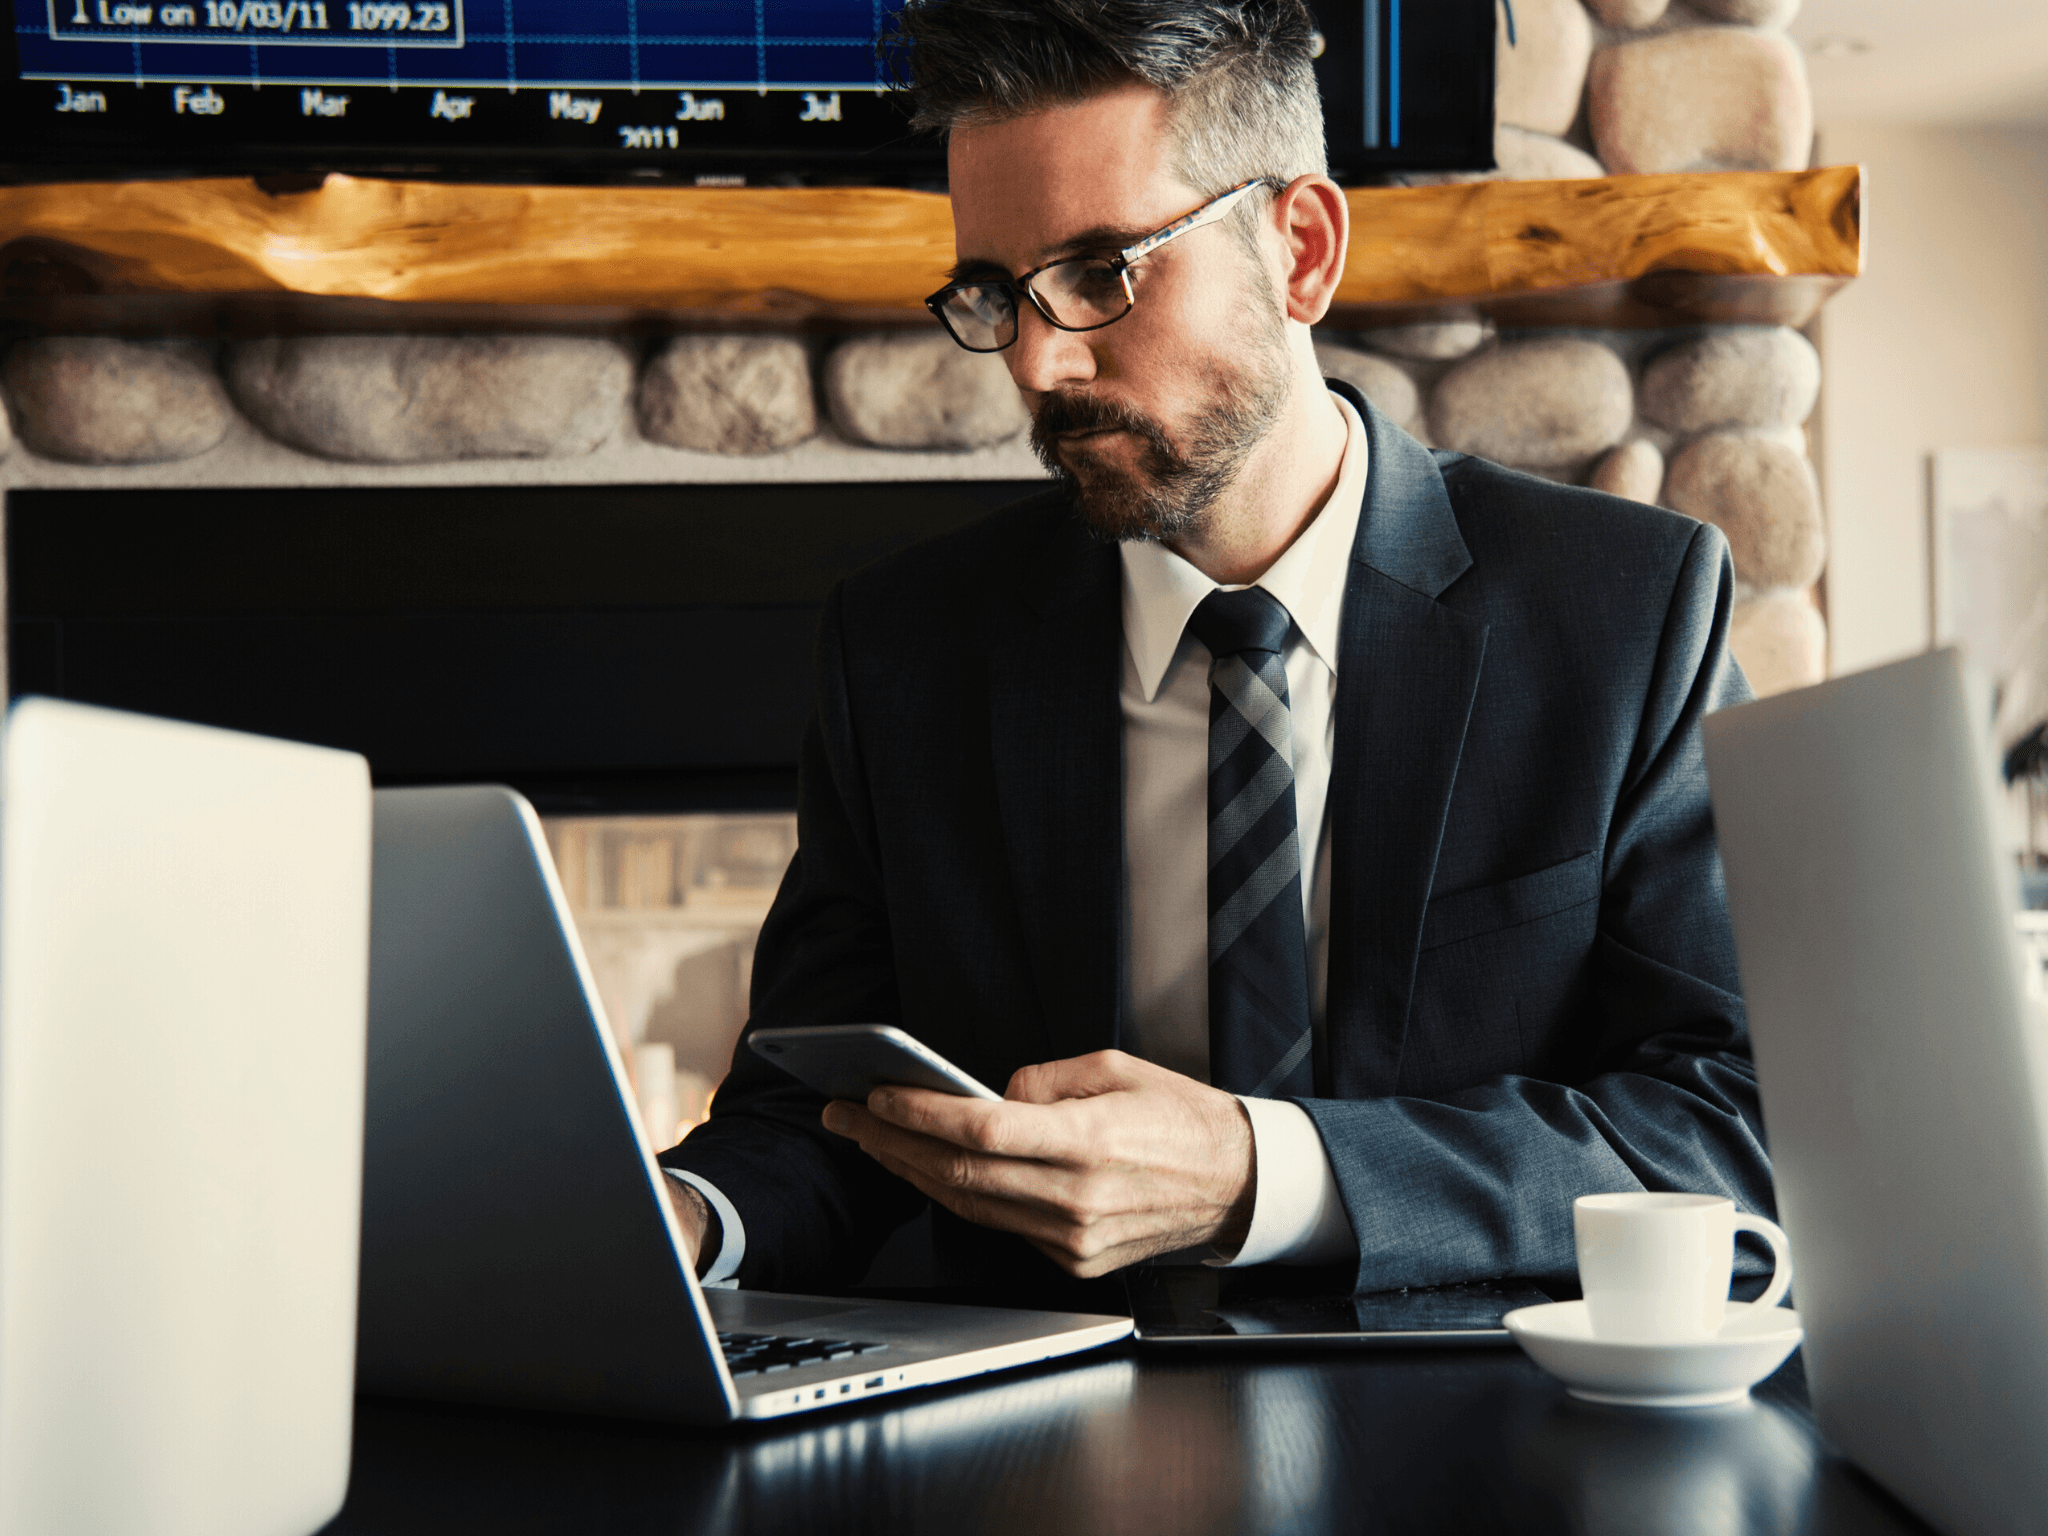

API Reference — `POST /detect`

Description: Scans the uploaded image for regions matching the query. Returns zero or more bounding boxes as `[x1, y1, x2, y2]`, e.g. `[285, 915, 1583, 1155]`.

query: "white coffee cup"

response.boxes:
[1573, 1192, 1793, 1343]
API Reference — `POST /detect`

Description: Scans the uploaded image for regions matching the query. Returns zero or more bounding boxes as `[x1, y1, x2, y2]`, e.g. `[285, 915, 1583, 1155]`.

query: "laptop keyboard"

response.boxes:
[717, 1330, 890, 1378]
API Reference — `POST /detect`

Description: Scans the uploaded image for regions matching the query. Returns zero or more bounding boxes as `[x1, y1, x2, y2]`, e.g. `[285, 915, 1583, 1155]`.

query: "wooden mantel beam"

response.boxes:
[0, 165, 1860, 333]
[1331, 165, 1860, 327]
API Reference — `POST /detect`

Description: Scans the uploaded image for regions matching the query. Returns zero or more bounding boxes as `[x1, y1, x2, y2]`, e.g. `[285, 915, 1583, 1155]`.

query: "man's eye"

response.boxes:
[961, 287, 1010, 321]
[1069, 262, 1124, 297]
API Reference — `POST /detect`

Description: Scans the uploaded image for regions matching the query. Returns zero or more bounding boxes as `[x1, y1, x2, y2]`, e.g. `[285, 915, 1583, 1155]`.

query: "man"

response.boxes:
[658, 0, 1767, 1302]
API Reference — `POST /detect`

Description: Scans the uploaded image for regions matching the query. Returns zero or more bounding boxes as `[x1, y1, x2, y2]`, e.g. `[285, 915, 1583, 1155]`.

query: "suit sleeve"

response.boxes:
[655, 583, 926, 1292]
[1296, 523, 1768, 1293]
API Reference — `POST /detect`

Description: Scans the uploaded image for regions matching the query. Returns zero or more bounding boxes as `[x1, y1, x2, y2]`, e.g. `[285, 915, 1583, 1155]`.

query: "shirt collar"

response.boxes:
[1120, 391, 1369, 703]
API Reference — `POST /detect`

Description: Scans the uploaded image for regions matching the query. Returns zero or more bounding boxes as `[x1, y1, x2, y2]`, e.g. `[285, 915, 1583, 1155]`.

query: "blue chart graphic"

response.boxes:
[16, 0, 893, 90]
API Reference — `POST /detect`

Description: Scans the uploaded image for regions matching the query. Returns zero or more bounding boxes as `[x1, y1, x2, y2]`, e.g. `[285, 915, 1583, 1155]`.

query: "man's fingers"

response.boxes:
[827, 1100, 1138, 1237]
[877, 1143, 1200, 1278]
[861, 1084, 1088, 1163]
[865, 1085, 1013, 1149]
[871, 1149, 1135, 1269]
[873, 1151, 1053, 1236]
[822, 1053, 1257, 1276]
[839, 1105, 1083, 1208]
[820, 1097, 867, 1139]
[1005, 1049, 1148, 1105]
[839, 1104, 1231, 1278]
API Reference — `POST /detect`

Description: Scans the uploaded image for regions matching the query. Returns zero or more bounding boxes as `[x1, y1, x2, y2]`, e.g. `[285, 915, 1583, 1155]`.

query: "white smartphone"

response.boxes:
[747, 1024, 1002, 1103]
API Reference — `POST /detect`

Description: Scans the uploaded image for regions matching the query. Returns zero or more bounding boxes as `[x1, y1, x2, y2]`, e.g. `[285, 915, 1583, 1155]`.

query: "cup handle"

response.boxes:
[1732, 1212, 1795, 1311]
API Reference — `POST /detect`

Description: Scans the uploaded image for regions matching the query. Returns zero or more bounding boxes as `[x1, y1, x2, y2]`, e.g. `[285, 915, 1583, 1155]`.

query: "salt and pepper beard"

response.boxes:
[1027, 259, 1294, 545]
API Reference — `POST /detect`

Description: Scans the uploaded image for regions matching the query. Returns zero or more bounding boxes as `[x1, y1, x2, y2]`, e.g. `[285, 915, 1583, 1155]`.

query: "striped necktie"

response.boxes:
[1188, 587, 1314, 1099]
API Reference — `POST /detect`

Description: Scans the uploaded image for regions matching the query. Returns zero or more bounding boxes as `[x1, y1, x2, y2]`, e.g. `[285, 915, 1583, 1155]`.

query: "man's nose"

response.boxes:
[1003, 301, 1098, 396]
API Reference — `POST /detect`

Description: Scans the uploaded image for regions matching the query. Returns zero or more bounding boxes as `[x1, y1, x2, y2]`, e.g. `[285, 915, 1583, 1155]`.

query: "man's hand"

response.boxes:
[820, 1050, 1255, 1278]
[664, 1175, 711, 1270]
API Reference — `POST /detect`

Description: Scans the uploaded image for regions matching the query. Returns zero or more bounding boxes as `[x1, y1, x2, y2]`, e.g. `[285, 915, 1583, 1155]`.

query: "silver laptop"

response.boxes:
[356, 785, 1129, 1426]
[0, 699, 371, 1536]
[1704, 648, 2048, 1536]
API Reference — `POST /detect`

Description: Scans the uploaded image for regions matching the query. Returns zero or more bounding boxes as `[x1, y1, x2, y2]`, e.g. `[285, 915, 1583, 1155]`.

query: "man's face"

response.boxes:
[947, 84, 1292, 542]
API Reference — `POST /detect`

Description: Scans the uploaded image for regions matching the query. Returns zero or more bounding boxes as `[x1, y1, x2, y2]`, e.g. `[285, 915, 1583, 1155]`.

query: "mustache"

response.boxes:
[1029, 391, 1177, 458]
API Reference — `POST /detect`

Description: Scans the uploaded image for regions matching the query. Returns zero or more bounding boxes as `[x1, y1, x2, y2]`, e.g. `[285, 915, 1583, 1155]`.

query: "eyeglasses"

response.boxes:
[924, 179, 1271, 354]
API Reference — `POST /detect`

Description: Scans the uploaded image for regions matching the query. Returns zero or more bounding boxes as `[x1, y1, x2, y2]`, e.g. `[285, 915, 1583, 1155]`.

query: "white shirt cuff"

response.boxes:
[1208, 1096, 1356, 1268]
[665, 1169, 744, 1288]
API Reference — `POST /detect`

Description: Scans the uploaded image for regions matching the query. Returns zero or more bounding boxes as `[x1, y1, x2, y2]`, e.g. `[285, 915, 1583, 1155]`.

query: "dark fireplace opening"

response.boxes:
[5, 477, 1041, 814]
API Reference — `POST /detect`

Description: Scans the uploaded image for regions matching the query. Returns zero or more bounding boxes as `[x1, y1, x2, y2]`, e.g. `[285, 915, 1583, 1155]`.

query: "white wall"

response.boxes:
[1817, 124, 2048, 675]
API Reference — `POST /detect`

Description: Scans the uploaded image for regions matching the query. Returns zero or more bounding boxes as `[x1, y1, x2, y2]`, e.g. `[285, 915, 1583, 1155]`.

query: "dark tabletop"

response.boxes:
[320, 1342, 1935, 1535]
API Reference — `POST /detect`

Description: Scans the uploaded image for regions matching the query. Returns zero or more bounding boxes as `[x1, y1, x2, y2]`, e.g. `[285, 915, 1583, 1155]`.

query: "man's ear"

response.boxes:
[1269, 173, 1350, 327]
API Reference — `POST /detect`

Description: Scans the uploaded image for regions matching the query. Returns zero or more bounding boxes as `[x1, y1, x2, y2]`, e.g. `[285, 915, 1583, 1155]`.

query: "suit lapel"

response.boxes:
[1324, 387, 1490, 1097]
[987, 507, 1126, 1065]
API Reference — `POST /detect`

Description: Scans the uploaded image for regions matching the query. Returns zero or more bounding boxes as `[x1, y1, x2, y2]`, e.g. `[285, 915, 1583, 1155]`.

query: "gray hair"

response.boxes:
[883, 0, 1328, 204]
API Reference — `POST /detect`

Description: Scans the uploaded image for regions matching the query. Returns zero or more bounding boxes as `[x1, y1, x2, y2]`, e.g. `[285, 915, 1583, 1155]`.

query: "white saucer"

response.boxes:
[1503, 1300, 1804, 1408]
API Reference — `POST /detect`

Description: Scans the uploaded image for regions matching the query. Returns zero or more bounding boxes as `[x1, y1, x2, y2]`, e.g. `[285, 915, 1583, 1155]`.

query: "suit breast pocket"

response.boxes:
[1401, 852, 1603, 1092]
[1420, 852, 1602, 953]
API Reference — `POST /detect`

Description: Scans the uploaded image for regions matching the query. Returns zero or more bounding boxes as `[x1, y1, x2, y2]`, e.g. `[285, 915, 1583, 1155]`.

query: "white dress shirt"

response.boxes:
[675, 392, 1371, 1283]
[1120, 392, 1366, 1267]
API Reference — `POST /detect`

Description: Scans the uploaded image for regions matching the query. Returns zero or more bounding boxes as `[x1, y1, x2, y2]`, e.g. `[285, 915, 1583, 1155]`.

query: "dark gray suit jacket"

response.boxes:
[662, 388, 1768, 1297]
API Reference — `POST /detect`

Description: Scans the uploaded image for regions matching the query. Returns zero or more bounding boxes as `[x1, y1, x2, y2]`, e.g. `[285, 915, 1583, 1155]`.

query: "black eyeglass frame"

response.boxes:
[923, 178, 1273, 354]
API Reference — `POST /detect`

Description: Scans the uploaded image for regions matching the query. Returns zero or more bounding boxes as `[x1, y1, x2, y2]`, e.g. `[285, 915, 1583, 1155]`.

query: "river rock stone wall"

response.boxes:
[1465, 0, 1813, 184]
[1469, 0, 1828, 695]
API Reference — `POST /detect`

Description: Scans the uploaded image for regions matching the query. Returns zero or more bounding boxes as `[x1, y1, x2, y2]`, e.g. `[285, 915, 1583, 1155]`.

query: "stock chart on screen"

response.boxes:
[8, 0, 925, 178]
[20, 0, 895, 92]
[4, 1, 1494, 182]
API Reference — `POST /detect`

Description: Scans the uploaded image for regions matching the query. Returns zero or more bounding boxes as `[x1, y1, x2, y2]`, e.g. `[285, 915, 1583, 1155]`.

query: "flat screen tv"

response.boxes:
[1, 1, 1493, 184]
